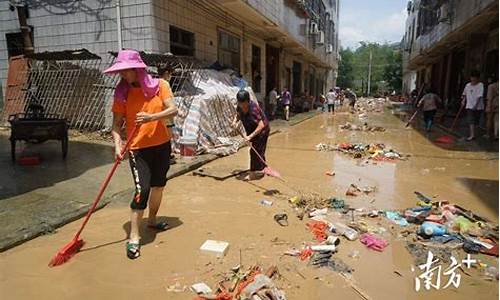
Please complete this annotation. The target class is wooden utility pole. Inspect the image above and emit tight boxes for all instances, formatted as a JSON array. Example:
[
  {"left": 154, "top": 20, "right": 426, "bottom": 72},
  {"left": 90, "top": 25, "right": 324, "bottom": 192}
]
[{"left": 367, "top": 50, "right": 372, "bottom": 96}]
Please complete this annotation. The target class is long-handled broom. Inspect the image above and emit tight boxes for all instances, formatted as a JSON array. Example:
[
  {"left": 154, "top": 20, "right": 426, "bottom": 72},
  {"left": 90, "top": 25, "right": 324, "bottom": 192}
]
[
  {"left": 405, "top": 108, "right": 420, "bottom": 128},
  {"left": 49, "top": 126, "right": 138, "bottom": 267},
  {"left": 435, "top": 104, "right": 464, "bottom": 144},
  {"left": 237, "top": 129, "right": 281, "bottom": 179}
]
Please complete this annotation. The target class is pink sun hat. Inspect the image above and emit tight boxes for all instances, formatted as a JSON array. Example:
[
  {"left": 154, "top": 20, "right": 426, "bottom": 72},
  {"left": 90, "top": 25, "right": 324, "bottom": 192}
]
[{"left": 103, "top": 49, "right": 147, "bottom": 74}]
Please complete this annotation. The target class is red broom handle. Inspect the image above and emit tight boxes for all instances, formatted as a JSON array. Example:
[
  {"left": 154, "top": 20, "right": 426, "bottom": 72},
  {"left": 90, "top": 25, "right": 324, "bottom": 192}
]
[
  {"left": 450, "top": 104, "right": 465, "bottom": 132},
  {"left": 237, "top": 129, "right": 268, "bottom": 167},
  {"left": 73, "top": 126, "right": 138, "bottom": 240}
]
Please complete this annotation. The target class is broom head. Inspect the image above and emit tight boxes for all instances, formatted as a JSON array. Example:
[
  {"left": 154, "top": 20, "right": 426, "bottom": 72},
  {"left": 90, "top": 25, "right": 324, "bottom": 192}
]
[
  {"left": 48, "top": 238, "right": 84, "bottom": 267},
  {"left": 263, "top": 166, "right": 281, "bottom": 178},
  {"left": 435, "top": 135, "right": 455, "bottom": 144}
]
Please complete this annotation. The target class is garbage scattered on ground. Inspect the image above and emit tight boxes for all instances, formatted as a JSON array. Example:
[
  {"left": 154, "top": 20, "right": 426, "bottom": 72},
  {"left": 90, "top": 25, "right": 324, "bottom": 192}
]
[
  {"left": 315, "top": 143, "right": 335, "bottom": 152},
  {"left": 273, "top": 213, "right": 288, "bottom": 227},
  {"left": 259, "top": 199, "right": 273, "bottom": 206},
  {"left": 339, "top": 122, "right": 386, "bottom": 132},
  {"left": 385, "top": 211, "right": 409, "bottom": 226},
  {"left": 360, "top": 233, "right": 389, "bottom": 252},
  {"left": 193, "top": 265, "right": 286, "bottom": 300},
  {"left": 200, "top": 240, "right": 230, "bottom": 257},
  {"left": 345, "top": 184, "right": 377, "bottom": 196},
  {"left": 166, "top": 282, "right": 188, "bottom": 293},
  {"left": 191, "top": 282, "right": 213, "bottom": 295},
  {"left": 325, "top": 171, "right": 335, "bottom": 176},
  {"left": 316, "top": 142, "right": 408, "bottom": 161}
]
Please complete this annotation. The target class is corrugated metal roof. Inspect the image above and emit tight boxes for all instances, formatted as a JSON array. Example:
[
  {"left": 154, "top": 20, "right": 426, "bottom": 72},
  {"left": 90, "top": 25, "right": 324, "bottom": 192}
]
[{"left": 25, "top": 49, "right": 101, "bottom": 61}]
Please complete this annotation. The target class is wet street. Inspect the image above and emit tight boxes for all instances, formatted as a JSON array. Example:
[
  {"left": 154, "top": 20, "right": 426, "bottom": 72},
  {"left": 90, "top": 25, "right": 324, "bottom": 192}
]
[{"left": 0, "top": 101, "right": 498, "bottom": 300}]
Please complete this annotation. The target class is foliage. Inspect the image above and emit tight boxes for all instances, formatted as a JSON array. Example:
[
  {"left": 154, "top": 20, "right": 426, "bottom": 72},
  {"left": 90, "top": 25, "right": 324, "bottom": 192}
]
[{"left": 337, "top": 42, "right": 402, "bottom": 95}]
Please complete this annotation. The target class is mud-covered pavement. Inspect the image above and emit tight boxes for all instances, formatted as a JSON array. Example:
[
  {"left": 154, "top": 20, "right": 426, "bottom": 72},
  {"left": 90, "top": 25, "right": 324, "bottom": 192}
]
[{"left": 0, "top": 101, "right": 498, "bottom": 300}]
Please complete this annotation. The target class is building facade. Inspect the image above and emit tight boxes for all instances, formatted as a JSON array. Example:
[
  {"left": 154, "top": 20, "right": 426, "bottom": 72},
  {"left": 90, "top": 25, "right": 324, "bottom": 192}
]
[
  {"left": 1, "top": 0, "right": 339, "bottom": 109},
  {"left": 402, "top": 0, "right": 498, "bottom": 108}
]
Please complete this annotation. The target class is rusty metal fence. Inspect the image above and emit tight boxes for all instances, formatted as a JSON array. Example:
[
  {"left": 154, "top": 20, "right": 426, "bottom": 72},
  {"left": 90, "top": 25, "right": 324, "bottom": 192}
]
[{"left": 1, "top": 49, "right": 117, "bottom": 131}]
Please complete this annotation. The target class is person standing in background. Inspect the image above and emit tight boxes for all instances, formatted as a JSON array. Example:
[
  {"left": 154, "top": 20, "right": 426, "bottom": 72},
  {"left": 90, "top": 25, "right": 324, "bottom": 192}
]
[
  {"left": 268, "top": 87, "right": 278, "bottom": 120},
  {"left": 461, "top": 70, "right": 484, "bottom": 141},
  {"left": 418, "top": 88, "right": 441, "bottom": 132},
  {"left": 281, "top": 87, "right": 291, "bottom": 121},
  {"left": 326, "top": 88, "right": 336, "bottom": 115}
]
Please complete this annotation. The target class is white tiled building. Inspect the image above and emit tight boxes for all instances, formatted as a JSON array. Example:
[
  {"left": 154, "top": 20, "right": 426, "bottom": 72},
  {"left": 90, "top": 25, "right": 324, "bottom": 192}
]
[{"left": 1, "top": 0, "right": 339, "bottom": 108}]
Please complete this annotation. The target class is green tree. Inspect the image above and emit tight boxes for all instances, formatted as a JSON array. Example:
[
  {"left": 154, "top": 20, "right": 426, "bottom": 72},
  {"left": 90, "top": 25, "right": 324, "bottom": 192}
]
[
  {"left": 337, "top": 41, "right": 402, "bottom": 96},
  {"left": 337, "top": 48, "right": 354, "bottom": 88},
  {"left": 383, "top": 50, "right": 403, "bottom": 93}
]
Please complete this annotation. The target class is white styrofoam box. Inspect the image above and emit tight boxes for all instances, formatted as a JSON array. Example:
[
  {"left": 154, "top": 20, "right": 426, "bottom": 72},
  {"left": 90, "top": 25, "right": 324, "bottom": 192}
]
[{"left": 199, "top": 240, "right": 229, "bottom": 257}]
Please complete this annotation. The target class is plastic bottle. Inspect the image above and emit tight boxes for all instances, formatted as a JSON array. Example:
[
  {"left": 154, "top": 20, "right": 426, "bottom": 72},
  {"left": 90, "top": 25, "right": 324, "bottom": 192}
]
[
  {"left": 333, "top": 222, "right": 359, "bottom": 241},
  {"left": 419, "top": 222, "right": 447, "bottom": 237},
  {"left": 259, "top": 199, "right": 273, "bottom": 206},
  {"left": 310, "top": 245, "right": 337, "bottom": 252},
  {"left": 325, "top": 235, "right": 340, "bottom": 246}
]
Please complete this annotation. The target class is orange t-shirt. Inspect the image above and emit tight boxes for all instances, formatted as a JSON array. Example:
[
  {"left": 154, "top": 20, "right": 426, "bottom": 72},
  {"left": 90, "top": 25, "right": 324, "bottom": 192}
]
[{"left": 112, "top": 80, "right": 173, "bottom": 150}]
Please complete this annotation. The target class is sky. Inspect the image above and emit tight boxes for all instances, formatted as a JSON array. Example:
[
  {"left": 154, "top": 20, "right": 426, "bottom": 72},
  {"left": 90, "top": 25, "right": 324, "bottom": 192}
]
[{"left": 339, "top": 0, "right": 409, "bottom": 49}]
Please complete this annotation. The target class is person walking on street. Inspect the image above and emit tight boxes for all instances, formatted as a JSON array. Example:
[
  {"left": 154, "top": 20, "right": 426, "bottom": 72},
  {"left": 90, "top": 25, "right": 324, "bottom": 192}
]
[
  {"left": 268, "top": 87, "right": 278, "bottom": 119},
  {"left": 281, "top": 87, "right": 291, "bottom": 121},
  {"left": 485, "top": 77, "right": 499, "bottom": 140},
  {"left": 346, "top": 88, "right": 357, "bottom": 112},
  {"left": 326, "top": 88, "right": 336, "bottom": 114},
  {"left": 418, "top": 88, "right": 441, "bottom": 132},
  {"left": 105, "top": 50, "right": 178, "bottom": 260},
  {"left": 461, "top": 70, "right": 484, "bottom": 141},
  {"left": 232, "top": 90, "right": 270, "bottom": 181}
]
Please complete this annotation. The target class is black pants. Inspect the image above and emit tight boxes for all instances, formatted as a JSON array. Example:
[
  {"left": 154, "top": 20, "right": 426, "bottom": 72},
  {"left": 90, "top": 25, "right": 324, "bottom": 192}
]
[
  {"left": 250, "top": 133, "right": 269, "bottom": 171},
  {"left": 128, "top": 142, "right": 171, "bottom": 210},
  {"left": 328, "top": 104, "right": 334, "bottom": 112},
  {"left": 423, "top": 110, "right": 436, "bottom": 131}
]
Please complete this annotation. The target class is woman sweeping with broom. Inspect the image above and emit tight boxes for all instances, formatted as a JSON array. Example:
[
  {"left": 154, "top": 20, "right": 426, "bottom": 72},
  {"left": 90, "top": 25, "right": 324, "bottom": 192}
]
[
  {"left": 107, "top": 50, "right": 177, "bottom": 259},
  {"left": 232, "top": 90, "right": 270, "bottom": 181},
  {"left": 48, "top": 50, "right": 177, "bottom": 266}
]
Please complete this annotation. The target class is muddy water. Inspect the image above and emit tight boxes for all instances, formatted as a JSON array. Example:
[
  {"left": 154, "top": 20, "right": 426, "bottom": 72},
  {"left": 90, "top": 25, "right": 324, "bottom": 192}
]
[{"left": 0, "top": 108, "right": 498, "bottom": 300}]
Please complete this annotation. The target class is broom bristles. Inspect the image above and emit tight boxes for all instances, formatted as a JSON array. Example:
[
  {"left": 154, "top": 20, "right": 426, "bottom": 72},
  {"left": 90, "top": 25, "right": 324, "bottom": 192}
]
[
  {"left": 48, "top": 239, "right": 84, "bottom": 267},
  {"left": 263, "top": 167, "right": 281, "bottom": 178}
]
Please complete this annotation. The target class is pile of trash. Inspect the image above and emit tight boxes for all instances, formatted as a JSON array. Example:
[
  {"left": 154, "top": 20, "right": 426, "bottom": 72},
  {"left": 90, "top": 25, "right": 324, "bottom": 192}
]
[
  {"left": 382, "top": 191, "right": 499, "bottom": 261},
  {"left": 355, "top": 98, "right": 388, "bottom": 114},
  {"left": 269, "top": 186, "right": 498, "bottom": 298},
  {"left": 173, "top": 69, "right": 256, "bottom": 156},
  {"left": 339, "top": 122, "right": 385, "bottom": 132},
  {"left": 192, "top": 265, "right": 286, "bottom": 300},
  {"left": 282, "top": 195, "right": 391, "bottom": 280},
  {"left": 326, "top": 142, "right": 407, "bottom": 161}
]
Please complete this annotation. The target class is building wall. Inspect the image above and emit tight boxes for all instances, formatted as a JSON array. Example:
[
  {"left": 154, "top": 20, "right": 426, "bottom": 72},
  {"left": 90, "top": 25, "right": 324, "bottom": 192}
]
[
  {"left": 402, "top": 0, "right": 498, "bottom": 105},
  {"left": 0, "top": 0, "right": 154, "bottom": 97},
  {"left": 1, "top": 0, "right": 339, "bottom": 106}
]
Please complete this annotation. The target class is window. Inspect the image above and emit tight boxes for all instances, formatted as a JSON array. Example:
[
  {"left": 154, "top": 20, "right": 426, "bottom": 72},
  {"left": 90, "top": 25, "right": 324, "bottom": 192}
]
[
  {"left": 5, "top": 28, "right": 33, "bottom": 58},
  {"left": 251, "top": 45, "right": 261, "bottom": 93},
  {"left": 169, "top": 26, "right": 195, "bottom": 56},
  {"left": 218, "top": 30, "right": 240, "bottom": 71},
  {"left": 292, "top": 61, "right": 302, "bottom": 95}
]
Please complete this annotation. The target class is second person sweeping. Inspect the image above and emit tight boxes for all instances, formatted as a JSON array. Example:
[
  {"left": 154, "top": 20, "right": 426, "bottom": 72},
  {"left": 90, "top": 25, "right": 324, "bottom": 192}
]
[{"left": 232, "top": 90, "right": 270, "bottom": 181}]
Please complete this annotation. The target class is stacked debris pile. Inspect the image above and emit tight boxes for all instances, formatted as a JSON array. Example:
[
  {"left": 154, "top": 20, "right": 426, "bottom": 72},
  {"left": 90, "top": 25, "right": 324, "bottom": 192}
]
[
  {"left": 339, "top": 122, "right": 385, "bottom": 132},
  {"left": 335, "top": 142, "right": 406, "bottom": 161},
  {"left": 283, "top": 189, "right": 498, "bottom": 283},
  {"left": 383, "top": 192, "right": 499, "bottom": 262},
  {"left": 315, "top": 142, "right": 408, "bottom": 161},
  {"left": 192, "top": 265, "right": 286, "bottom": 300},
  {"left": 173, "top": 69, "right": 256, "bottom": 156}
]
